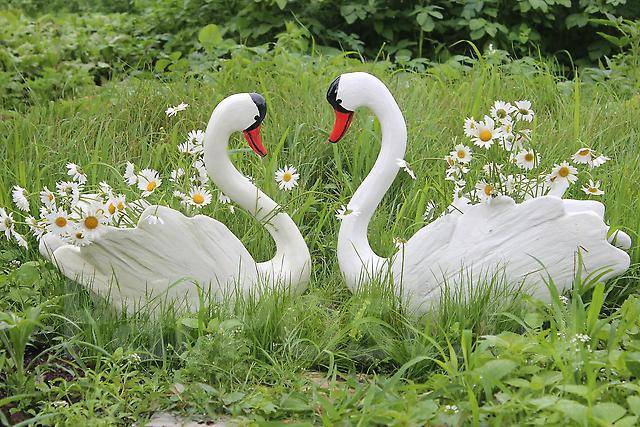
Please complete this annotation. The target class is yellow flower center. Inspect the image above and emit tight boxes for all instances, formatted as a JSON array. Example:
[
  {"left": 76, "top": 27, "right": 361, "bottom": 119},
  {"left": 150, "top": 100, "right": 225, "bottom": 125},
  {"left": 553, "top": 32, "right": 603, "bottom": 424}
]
[
  {"left": 457, "top": 150, "right": 466, "bottom": 159},
  {"left": 117, "top": 202, "right": 125, "bottom": 210},
  {"left": 75, "top": 232, "right": 84, "bottom": 239},
  {"left": 479, "top": 129, "right": 492, "bottom": 142},
  {"left": 48, "top": 194, "right": 54, "bottom": 201},
  {"left": 282, "top": 172, "right": 293, "bottom": 182},
  {"left": 84, "top": 216, "right": 99, "bottom": 230},
  {"left": 524, "top": 153, "right": 534, "bottom": 162},
  {"left": 108, "top": 204, "right": 116, "bottom": 215},
  {"left": 192, "top": 193, "right": 205, "bottom": 204},
  {"left": 558, "top": 166, "right": 570, "bottom": 178},
  {"left": 484, "top": 185, "right": 493, "bottom": 196},
  {"left": 55, "top": 217, "right": 67, "bottom": 227},
  {"left": 146, "top": 181, "right": 157, "bottom": 192},
  {"left": 519, "top": 108, "right": 529, "bottom": 115},
  {"left": 578, "top": 148, "right": 590, "bottom": 156},
  {"left": 588, "top": 187, "right": 598, "bottom": 193},
  {"left": 497, "top": 109, "right": 506, "bottom": 118}
]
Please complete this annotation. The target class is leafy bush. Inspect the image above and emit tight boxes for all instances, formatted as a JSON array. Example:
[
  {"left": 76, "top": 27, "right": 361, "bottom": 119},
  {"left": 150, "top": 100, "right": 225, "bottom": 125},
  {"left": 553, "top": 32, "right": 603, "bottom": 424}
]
[
  {"left": 2, "top": 1, "right": 640, "bottom": 110},
  {"left": 0, "top": 10, "right": 161, "bottom": 109},
  {"left": 11, "top": 0, "right": 640, "bottom": 63}
]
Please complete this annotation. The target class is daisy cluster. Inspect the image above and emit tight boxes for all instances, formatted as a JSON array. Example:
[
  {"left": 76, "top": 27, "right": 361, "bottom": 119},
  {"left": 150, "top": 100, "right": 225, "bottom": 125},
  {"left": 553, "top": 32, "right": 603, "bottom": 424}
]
[
  {"left": 1, "top": 100, "right": 303, "bottom": 250},
  {"left": 445, "top": 100, "right": 610, "bottom": 204},
  {"left": 170, "top": 128, "right": 219, "bottom": 210},
  {"left": 1, "top": 163, "right": 137, "bottom": 249}
]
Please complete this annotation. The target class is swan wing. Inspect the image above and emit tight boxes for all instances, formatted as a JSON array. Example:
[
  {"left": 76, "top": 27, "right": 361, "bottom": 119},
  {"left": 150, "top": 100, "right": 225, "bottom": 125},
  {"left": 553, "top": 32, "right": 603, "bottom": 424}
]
[
  {"left": 51, "top": 205, "right": 258, "bottom": 312},
  {"left": 393, "top": 196, "right": 630, "bottom": 313}
]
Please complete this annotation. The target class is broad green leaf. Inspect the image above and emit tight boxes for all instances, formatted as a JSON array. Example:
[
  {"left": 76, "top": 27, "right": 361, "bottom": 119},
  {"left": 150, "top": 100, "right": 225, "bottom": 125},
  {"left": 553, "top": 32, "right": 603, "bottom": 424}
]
[
  {"left": 180, "top": 317, "right": 199, "bottom": 329},
  {"left": 592, "top": 402, "right": 626, "bottom": 424},
  {"left": 627, "top": 396, "right": 640, "bottom": 416},
  {"left": 555, "top": 399, "right": 588, "bottom": 425},
  {"left": 556, "top": 384, "right": 589, "bottom": 398},
  {"left": 222, "top": 391, "right": 245, "bottom": 405},
  {"left": 198, "top": 24, "right": 222, "bottom": 51},
  {"left": 476, "top": 359, "right": 518, "bottom": 381}
]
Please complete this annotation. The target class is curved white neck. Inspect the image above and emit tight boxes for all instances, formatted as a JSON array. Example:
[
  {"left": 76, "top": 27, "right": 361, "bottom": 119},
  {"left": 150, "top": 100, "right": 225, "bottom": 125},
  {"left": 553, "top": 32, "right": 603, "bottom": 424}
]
[
  {"left": 338, "top": 81, "right": 407, "bottom": 278},
  {"left": 202, "top": 105, "right": 309, "bottom": 279}
]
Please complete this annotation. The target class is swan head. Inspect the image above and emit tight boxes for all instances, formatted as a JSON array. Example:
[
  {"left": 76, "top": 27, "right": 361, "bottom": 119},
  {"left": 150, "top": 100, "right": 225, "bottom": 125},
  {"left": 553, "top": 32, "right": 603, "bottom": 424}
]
[
  {"left": 242, "top": 93, "right": 268, "bottom": 157},
  {"left": 326, "top": 72, "right": 386, "bottom": 143}
]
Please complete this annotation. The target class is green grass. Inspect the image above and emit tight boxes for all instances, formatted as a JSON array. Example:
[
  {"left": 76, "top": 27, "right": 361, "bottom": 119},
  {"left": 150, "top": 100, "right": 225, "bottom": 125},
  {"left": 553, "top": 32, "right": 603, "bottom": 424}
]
[{"left": 1, "top": 50, "right": 639, "bottom": 425}]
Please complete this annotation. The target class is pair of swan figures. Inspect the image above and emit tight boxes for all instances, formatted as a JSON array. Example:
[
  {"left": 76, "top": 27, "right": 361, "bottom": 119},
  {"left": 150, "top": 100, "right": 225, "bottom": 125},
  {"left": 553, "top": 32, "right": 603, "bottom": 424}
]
[{"left": 40, "top": 72, "right": 632, "bottom": 315}]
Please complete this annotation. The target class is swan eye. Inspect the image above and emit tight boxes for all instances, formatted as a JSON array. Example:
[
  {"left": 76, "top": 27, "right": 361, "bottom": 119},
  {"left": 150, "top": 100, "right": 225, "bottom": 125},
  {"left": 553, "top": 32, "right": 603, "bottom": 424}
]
[
  {"left": 336, "top": 99, "right": 342, "bottom": 104},
  {"left": 254, "top": 115, "right": 260, "bottom": 121}
]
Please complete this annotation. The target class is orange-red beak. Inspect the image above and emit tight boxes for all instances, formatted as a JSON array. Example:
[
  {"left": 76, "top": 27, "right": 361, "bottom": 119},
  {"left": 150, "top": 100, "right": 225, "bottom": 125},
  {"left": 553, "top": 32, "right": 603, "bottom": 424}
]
[
  {"left": 329, "top": 110, "right": 354, "bottom": 143},
  {"left": 243, "top": 126, "right": 266, "bottom": 157}
]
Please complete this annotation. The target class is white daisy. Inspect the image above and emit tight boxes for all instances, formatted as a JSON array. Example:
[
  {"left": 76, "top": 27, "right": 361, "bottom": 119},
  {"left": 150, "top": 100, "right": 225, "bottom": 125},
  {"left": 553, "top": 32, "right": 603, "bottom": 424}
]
[
  {"left": 170, "top": 168, "right": 185, "bottom": 182},
  {"left": 444, "top": 154, "right": 457, "bottom": 167},
  {"left": 475, "top": 180, "right": 495, "bottom": 202},
  {"left": 591, "top": 155, "right": 610, "bottom": 168},
  {"left": 165, "top": 106, "right": 176, "bottom": 117},
  {"left": 275, "top": 165, "right": 300, "bottom": 191},
  {"left": 105, "top": 195, "right": 126, "bottom": 218},
  {"left": 46, "top": 208, "right": 74, "bottom": 235},
  {"left": 65, "top": 226, "right": 92, "bottom": 246},
  {"left": 66, "top": 163, "right": 87, "bottom": 184},
  {"left": 137, "top": 169, "right": 162, "bottom": 197},
  {"left": 500, "top": 119, "right": 515, "bottom": 149},
  {"left": 39, "top": 186, "right": 56, "bottom": 208},
  {"left": 514, "top": 100, "right": 534, "bottom": 122},
  {"left": 124, "top": 162, "right": 138, "bottom": 185},
  {"left": 78, "top": 208, "right": 107, "bottom": 240},
  {"left": 0, "top": 208, "right": 15, "bottom": 240},
  {"left": 572, "top": 148, "right": 594, "bottom": 165},
  {"left": 188, "top": 186, "right": 213, "bottom": 208},
  {"left": 56, "top": 181, "right": 81, "bottom": 203},
  {"left": 471, "top": 116, "right": 502, "bottom": 149},
  {"left": 98, "top": 181, "right": 113, "bottom": 197},
  {"left": 450, "top": 144, "right": 472, "bottom": 164},
  {"left": 12, "top": 185, "right": 29, "bottom": 212},
  {"left": 175, "top": 102, "right": 189, "bottom": 112},
  {"left": 396, "top": 159, "right": 416, "bottom": 179},
  {"left": 218, "top": 192, "right": 231, "bottom": 204},
  {"left": 192, "top": 160, "right": 209, "bottom": 184},
  {"left": 12, "top": 230, "right": 27, "bottom": 248},
  {"left": 490, "top": 100, "right": 515, "bottom": 122},
  {"left": 582, "top": 180, "right": 604, "bottom": 196},
  {"left": 463, "top": 117, "right": 477, "bottom": 138},
  {"left": 548, "top": 161, "right": 578, "bottom": 185},
  {"left": 335, "top": 204, "right": 360, "bottom": 220},
  {"left": 423, "top": 201, "right": 438, "bottom": 222},
  {"left": 515, "top": 149, "right": 538, "bottom": 170},
  {"left": 179, "top": 129, "right": 205, "bottom": 155}
]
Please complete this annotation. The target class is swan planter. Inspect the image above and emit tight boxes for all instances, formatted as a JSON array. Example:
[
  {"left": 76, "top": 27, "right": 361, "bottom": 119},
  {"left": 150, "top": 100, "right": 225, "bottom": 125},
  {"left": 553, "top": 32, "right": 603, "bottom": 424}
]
[
  {"left": 326, "top": 72, "right": 631, "bottom": 315},
  {"left": 39, "top": 93, "right": 311, "bottom": 312}
]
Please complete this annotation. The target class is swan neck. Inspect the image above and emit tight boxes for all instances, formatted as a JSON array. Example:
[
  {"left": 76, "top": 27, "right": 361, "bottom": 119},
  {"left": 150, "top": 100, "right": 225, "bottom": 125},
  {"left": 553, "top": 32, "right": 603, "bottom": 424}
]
[
  {"left": 339, "top": 83, "right": 407, "bottom": 270},
  {"left": 202, "top": 109, "right": 308, "bottom": 274}
]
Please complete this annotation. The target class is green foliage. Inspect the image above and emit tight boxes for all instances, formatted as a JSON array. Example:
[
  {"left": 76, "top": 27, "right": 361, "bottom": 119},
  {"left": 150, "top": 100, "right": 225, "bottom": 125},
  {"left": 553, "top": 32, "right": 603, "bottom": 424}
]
[
  {"left": 0, "top": 49, "right": 639, "bottom": 423},
  {"left": 0, "top": 10, "right": 162, "bottom": 110},
  {"left": 3, "top": 2, "right": 640, "bottom": 110},
  {"left": 12, "top": 0, "right": 640, "bottom": 63}
]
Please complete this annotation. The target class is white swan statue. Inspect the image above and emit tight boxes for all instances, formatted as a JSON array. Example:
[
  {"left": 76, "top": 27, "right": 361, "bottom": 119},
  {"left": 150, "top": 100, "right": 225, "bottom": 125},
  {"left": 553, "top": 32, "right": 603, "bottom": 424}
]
[
  {"left": 325, "top": 72, "right": 631, "bottom": 315},
  {"left": 41, "top": 93, "right": 311, "bottom": 312}
]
